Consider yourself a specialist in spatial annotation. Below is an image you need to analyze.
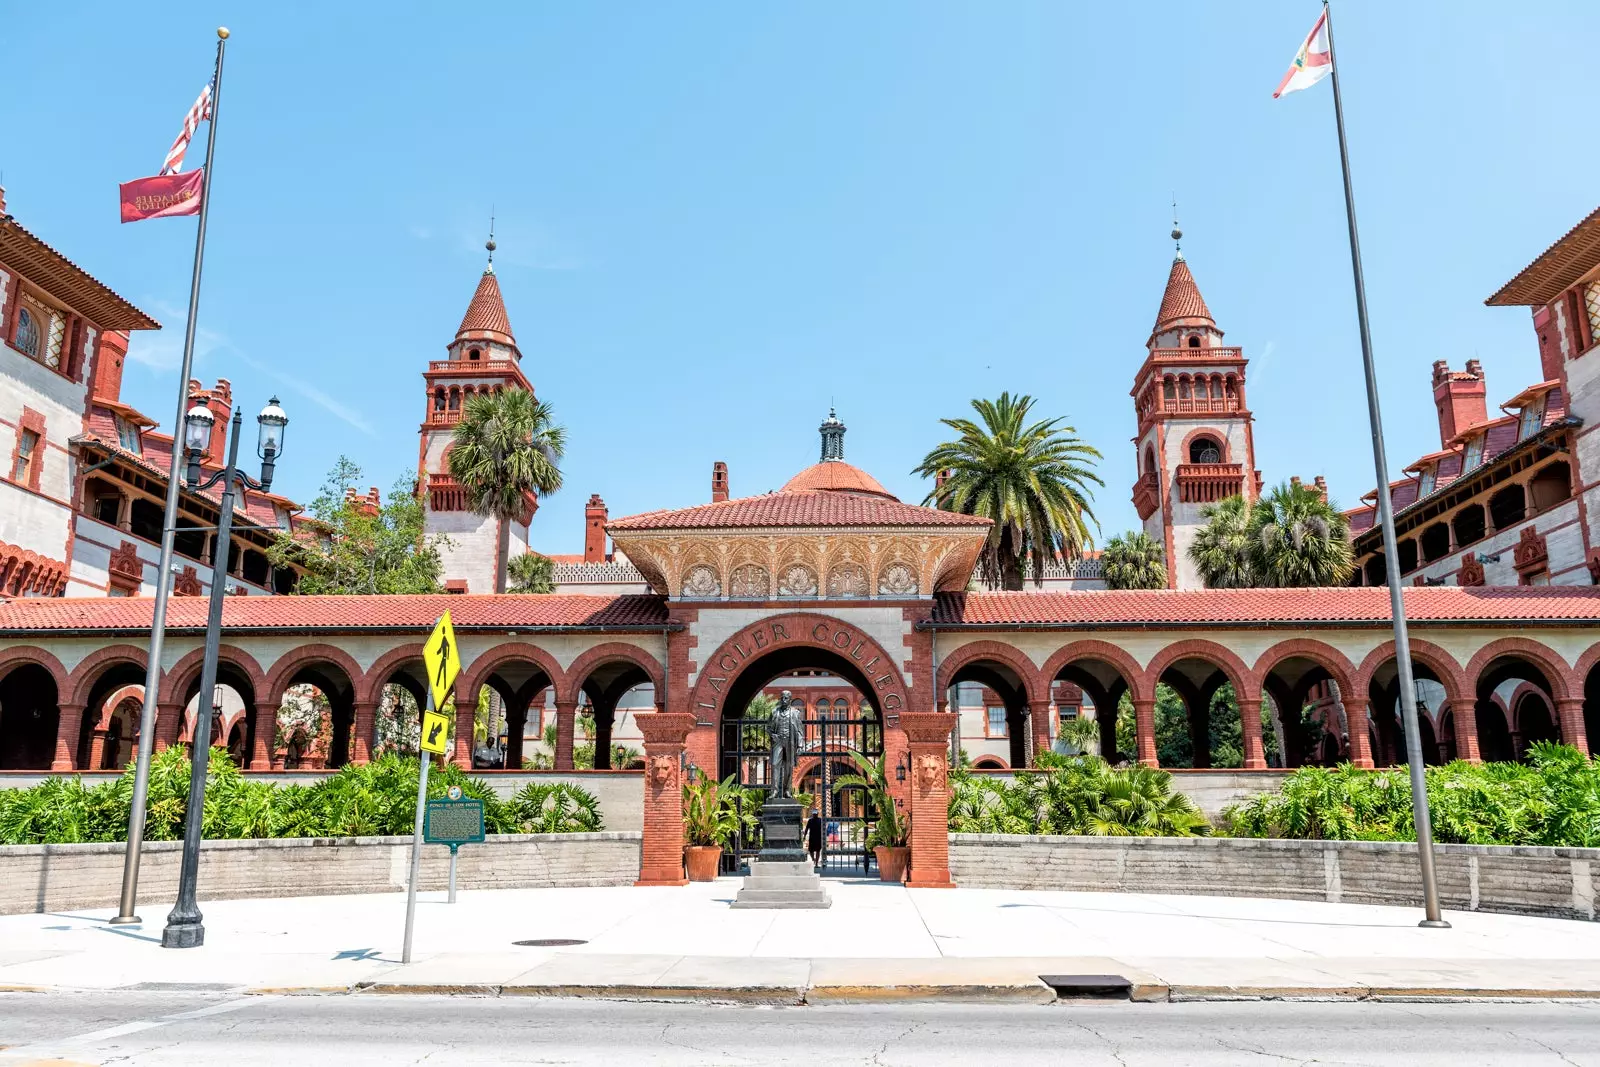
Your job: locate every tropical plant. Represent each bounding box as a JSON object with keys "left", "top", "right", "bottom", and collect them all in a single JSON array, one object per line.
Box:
[
  {"left": 266, "top": 457, "right": 447, "bottom": 595},
  {"left": 1188, "top": 495, "right": 1256, "bottom": 588},
  {"left": 835, "top": 750, "right": 909, "bottom": 848},
  {"left": 1100, "top": 531, "right": 1167, "bottom": 590},
  {"left": 448, "top": 388, "right": 566, "bottom": 593},
  {"left": 1058, "top": 714, "right": 1100, "bottom": 756},
  {"left": 1250, "top": 480, "right": 1354, "bottom": 587},
  {"left": 508, "top": 552, "right": 556, "bottom": 593},
  {"left": 682, "top": 773, "right": 759, "bottom": 848},
  {"left": 914, "top": 392, "right": 1103, "bottom": 589},
  {"left": 947, "top": 755, "right": 1208, "bottom": 838}
]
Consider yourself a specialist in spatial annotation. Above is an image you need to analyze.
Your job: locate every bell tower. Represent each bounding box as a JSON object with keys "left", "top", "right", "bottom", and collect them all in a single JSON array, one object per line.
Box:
[
  {"left": 1129, "top": 224, "right": 1260, "bottom": 589},
  {"left": 418, "top": 231, "right": 538, "bottom": 593}
]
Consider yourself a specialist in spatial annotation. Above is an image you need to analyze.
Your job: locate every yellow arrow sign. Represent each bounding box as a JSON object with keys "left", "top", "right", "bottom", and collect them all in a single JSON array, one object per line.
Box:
[
  {"left": 423, "top": 611, "right": 460, "bottom": 710},
  {"left": 419, "top": 710, "right": 451, "bottom": 755}
]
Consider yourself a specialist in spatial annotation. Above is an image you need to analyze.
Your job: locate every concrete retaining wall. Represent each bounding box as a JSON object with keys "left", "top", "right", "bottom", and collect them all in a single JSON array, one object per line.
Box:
[
  {"left": 0, "top": 832, "right": 642, "bottom": 916},
  {"left": 951, "top": 833, "right": 1600, "bottom": 922}
]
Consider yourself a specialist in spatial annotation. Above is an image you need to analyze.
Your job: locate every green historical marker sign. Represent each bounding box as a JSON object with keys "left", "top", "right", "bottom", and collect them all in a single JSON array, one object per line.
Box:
[{"left": 424, "top": 798, "right": 485, "bottom": 848}]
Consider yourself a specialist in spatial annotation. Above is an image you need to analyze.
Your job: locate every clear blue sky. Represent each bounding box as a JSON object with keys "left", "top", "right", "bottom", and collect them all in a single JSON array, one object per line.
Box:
[{"left": 7, "top": 3, "right": 1599, "bottom": 554}]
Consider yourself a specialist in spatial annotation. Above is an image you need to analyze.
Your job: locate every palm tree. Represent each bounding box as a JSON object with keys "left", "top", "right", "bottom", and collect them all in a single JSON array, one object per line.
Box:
[
  {"left": 1188, "top": 495, "right": 1256, "bottom": 588},
  {"left": 914, "top": 392, "right": 1103, "bottom": 590},
  {"left": 1250, "top": 480, "right": 1354, "bottom": 587},
  {"left": 1101, "top": 531, "right": 1167, "bottom": 590},
  {"left": 507, "top": 551, "right": 556, "bottom": 594},
  {"left": 448, "top": 389, "right": 565, "bottom": 593}
]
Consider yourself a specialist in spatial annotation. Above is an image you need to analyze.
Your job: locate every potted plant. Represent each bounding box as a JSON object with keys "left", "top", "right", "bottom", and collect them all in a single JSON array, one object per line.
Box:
[
  {"left": 682, "top": 773, "right": 757, "bottom": 881},
  {"left": 837, "top": 750, "right": 911, "bottom": 882}
]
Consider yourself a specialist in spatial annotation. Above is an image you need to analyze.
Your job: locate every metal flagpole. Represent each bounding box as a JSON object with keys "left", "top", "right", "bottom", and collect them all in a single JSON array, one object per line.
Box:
[
  {"left": 1322, "top": 0, "right": 1448, "bottom": 928},
  {"left": 113, "top": 26, "right": 231, "bottom": 927}
]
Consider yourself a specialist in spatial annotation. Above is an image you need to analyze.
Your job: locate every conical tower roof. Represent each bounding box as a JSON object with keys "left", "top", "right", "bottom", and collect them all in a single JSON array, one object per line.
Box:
[
  {"left": 455, "top": 268, "right": 518, "bottom": 351},
  {"left": 1151, "top": 254, "right": 1215, "bottom": 336}
]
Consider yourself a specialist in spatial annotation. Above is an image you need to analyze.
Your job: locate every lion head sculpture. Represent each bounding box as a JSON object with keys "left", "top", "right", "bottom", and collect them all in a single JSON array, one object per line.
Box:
[
  {"left": 915, "top": 753, "right": 943, "bottom": 790},
  {"left": 649, "top": 754, "right": 677, "bottom": 788}
]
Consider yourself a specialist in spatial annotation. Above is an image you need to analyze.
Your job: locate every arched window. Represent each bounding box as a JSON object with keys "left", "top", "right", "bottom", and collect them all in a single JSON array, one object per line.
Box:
[
  {"left": 1194, "top": 377, "right": 1209, "bottom": 400},
  {"left": 1143, "top": 446, "right": 1156, "bottom": 474},
  {"left": 15, "top": 308, "right": 39, "bottom": 357},
  {"left": 433, "top": 388, "right": 446, "bottom": 411},
  {"left": 1189, "top": 436, "right": 1222, "bottom": 464},
  {"left": 1187, "top": 334, "right": 1201, "bottom": 349},
  {"left": 448, "top": 389, "right": 461, "bottom": 412},
  {"left": 468, "top": 348, "right": 481, "bottom": 361},
  {"left": 1163, "top": 378, "right": 1177, "bottom": 402}
]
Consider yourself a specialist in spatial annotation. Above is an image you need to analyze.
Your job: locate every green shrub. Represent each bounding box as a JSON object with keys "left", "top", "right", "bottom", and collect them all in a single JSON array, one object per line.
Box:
[
  {"left": 0, "top": 747, "right": 604, "bottom": 845},
  {"left": 1221, "top": 742, "right": 1600, "bottom": 847},
  {"left": 948, "top": 755, "right": 1208, "bottom": 837}
]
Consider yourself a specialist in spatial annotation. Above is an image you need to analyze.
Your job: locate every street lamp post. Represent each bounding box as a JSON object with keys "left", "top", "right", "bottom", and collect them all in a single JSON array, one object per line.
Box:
[{"left": 162, "top": 395, "right": 287, "bottom": 950}]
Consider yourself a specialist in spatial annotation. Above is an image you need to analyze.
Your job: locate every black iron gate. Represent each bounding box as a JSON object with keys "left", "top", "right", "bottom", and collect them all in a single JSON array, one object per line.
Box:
[{"left": 719, "top": 701, "right": 883, "bottom": 875}]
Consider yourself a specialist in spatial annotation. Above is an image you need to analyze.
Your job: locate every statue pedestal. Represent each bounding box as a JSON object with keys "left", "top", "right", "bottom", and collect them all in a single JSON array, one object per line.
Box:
[{"left": 731, "top": 798, "right": 830, "bottom": 910}]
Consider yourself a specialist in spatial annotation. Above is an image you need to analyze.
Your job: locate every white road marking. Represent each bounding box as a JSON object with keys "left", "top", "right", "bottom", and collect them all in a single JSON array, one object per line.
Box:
[{"left": 0, "top": 996, "right": 260, "bottom": 1062}]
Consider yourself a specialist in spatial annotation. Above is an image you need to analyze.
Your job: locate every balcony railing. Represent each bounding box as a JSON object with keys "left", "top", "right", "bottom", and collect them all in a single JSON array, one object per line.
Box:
[
  {"left": 1149, "top": 346, "right": 1243, "bottom": 362},
  {"left": 427, "top": 359, "right": 520, "bottom": 374},
  {"left": 1131, "top": 471, "right": 1161, "bottom": 520},
  {"left": 1174, "top": 462, "right": 1245, "bottom": 504},
  {"left": 1160, "top": 396, "right": 1243, "bottom": 415},
  {"left": 428, "top": 472, "right": 468, "bottom": 512}
]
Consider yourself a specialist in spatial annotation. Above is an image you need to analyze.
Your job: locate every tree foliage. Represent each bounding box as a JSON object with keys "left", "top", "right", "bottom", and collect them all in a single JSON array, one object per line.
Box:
[
  {"left": 508, "top": 552, "right": 556, "bottom": 593},
  {"left": 267, "top": 456, "right": 446, "bottom": 595},
  {"left": 448, "top": 389, "right": 566, "bottom": 593},
  {"left": 948, "top": 754, "right": 1208, "bottom": 837},
  {"left": 915, "top": 392, "right": 1102, "bottom": 590},
  {"left": 1101, "top": 530, "right": 1167, "bottom": 590},
  {"left": 1188, "top": 482, "right": 1353, "bottom": 588}
]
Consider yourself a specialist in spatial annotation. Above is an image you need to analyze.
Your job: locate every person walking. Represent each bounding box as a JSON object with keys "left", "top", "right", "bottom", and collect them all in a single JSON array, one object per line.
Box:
[{"left": 805, "top": 807, "right": 823, "bottom": 870}]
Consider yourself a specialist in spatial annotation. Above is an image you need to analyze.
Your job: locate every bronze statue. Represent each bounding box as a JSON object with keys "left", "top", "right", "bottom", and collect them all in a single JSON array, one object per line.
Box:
[{"left": 768, "top": 689, "right": 803, "bottom": 800}]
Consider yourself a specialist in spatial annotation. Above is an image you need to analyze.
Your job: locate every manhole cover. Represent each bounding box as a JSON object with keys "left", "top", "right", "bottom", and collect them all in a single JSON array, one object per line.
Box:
[{"left": 513, "top": 938, "right": 588, "bottom": 947}]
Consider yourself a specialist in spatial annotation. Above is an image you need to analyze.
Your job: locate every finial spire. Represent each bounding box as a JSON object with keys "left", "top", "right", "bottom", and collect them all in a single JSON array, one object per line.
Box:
[
  {"left": 485, "top": 210, "right": 496, "bottom": 273},
  {"left": 1170, "top": 197, "right": 1183, "bottom": 261},
  {"left": 819, "top": 407, "right": 847, "bottom": 462}
]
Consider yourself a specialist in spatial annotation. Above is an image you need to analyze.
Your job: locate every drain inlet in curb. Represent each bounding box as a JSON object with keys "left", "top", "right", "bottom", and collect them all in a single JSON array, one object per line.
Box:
[
  {"left": 513, "top": 939, "right": 589, "bottom": 947},
  {"left": 1040, "top": 974, "right": 1132, "bottom": 1000}
]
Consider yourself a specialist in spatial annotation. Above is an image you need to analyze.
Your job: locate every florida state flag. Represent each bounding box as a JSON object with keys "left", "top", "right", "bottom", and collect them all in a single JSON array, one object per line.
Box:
[{"left": 119, "top": 170, "right": 204, "bottom": 223}]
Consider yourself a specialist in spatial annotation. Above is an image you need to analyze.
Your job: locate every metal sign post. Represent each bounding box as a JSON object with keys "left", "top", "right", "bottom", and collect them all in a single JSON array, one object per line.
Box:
[
  {"left": 425, "top": 786, "right": 484, "bottom": 906},
  {"left": 403, "top": 613, "right": 461, "bottom": 964}
]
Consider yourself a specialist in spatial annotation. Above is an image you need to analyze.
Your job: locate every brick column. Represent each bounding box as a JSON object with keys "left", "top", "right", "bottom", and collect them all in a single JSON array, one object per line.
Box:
[
  {"left": 1447, "top": 699, "right": 1480, "bottom": 763},
  {"left": 154, "top": 701, "right": 184, "bottom": 753},
  {"left": 1343, "top": 698, "right": 1375, "bottom": 768},
  {"left": 1237, "top": 697, "right": 1266, "bottom": 770},
  {"left": 635, "top": 711, "right": 696, "bottom": 886},
  {"left": 452, "top": 690, "right": 474, "bottom": 768},
  {"left": 249, "top": 701, "right": 279, "bottom": 770},
  {"left": 1557, "top": 698, "right": 1589, "bottom": 755},
  {"left": 554, "top": 700, "right": 578, "bottom": 770},
  {"left": 1134, "top": 699, "right": 1158, "bottom": 766},
  {"left": 900, "top": 712, "right": 955, "bottom": 888},
  {"left": 1030, "top": 702, "right": 1051, "bottom": 766},
  {"left": 350, "top": 700, "right": 378, "bottom": 765},
  {"left": 51, "top": 702, "right": 86, "bottom": 771}
]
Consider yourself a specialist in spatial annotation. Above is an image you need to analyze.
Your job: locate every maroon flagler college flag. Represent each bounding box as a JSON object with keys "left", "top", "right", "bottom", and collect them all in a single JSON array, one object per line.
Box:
[{"left": 119, "top": 170, "right": 204, "bottom": 223}]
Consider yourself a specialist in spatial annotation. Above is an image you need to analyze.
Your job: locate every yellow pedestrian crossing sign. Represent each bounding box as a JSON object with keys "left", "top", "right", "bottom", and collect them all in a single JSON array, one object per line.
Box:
[
  {"left": 419, "top": 710, "right": 451, "bottom": 755},
  {"left": 423, "top": 611, "right": 460, "bottom": 710}
]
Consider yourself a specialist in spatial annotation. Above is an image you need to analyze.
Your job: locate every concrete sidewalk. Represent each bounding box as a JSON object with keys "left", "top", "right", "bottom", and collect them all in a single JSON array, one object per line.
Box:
[{"left": 4, "top": 879, "right": 1600, "bottom": 1003}]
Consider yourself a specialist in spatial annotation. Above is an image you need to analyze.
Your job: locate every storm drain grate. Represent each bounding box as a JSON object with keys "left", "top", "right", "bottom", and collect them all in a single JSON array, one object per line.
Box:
[
  {"left": 513, "top": 939, "right": 588, "bottom": 947},
  {"left": 1039, "top": 974, "right": 1132, "bottom": 1000}
]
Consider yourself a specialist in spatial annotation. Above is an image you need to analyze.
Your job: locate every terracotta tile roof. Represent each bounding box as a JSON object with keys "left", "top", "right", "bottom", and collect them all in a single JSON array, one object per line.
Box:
[
  {"left": 0, "top": 593, "right": 669, "bottom": 633},
  {"left": 456, "top": 269, "right": 516, "bottom": 345},
  {"left": 780, "top": 461, "right": 893, "bottom": 497},
  {"left": 1486, "top": 205, "right": 1600, "bottom": 307},
  {"left": 930, "top": 587, "right": 1600, "bottom": 627},
  {"left": 0, "top": 216, "right": 160, "bottom": 331},
  {"left": 1152, "top": 256, "right": 1214, "bottom": 334},
  {"left": 608, "top": 490, "right": 991, "bottom": 531}
]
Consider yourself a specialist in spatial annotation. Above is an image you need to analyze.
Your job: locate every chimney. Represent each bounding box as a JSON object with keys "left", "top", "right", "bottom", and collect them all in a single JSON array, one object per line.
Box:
[
  {"left": 934, "top": 468, "right": 952, "bottom": 504},
  {"left": 711, "top": 461, "right": 728, "bottom": 503},
  {"left": 188, "top": 378, "right": 234, "bottom": 468},
  {"left": 1313, "top": 475, "right": 1328, "bottom": 501},
  {"left": 1432, "top": 361, "right": 1487, "bottom": 448},
  {"left": 584, "top": 494, "right": 608, "bottom": 563},
  {"left": 346, "top": 487, "right": 380, "bottom": 518},
  {"left": 92, "top": 331, "right": 130, "bottom": 404}
]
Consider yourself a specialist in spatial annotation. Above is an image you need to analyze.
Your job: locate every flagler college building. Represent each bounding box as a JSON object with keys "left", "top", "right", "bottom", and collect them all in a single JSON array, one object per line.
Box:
[{"left": 7, "top": 195, "right": 1600, "bottom": 884}]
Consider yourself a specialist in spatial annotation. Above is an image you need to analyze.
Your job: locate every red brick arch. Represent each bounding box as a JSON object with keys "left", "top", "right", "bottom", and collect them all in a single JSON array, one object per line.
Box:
[
  {"left": 1572, "top": 642, "right": 1600, "bottom": 695},
  {"left": 66, "top": 644, "right": 149, "bottom": 708},
  {"left": 1353, "top": 637, "right": 1470, "bottom": 704},
  {"left": 935, "top": 639, "right": 1041, "bottom": 704},
  {"left": 1178, "top": 425, "right": 1233, "bottom": 464},
  {"left": 263, "top": 643, "right": 364, "bottom": 701},
  {"left": 1463, "top": 636, "right": 1575, "bottom": 702},
  {"left": 459, "top": 642, "right": 567, "bottom": 705},
  {"left": 0, "top": 645, "right": 70, "bottom": 696},
  {"left": 688, "top": 612, "right": 910, "bottom": 725},
  {"left": 158, "top": 644, "right": 268, "bottom": 706},
  {"left": 1251, "top": 638, "right": 1357, "bottom": 695},
  {"left": 560, "top": 641, "right": 664, "bottom": 705},
  {"left": 359, "top": 643, "right": 430, "bottom": 705},
  {"left": 1143, "top": 638, "right": 1252, "bottom": 698},
  {"left": 1039, "top": 639, "right": 1150, "bottom": 703}
]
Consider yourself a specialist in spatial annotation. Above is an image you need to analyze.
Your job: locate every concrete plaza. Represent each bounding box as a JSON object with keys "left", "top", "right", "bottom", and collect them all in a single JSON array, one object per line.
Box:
[{"left": 4, "top": 879, "right": 1600, "bottom": 1001}]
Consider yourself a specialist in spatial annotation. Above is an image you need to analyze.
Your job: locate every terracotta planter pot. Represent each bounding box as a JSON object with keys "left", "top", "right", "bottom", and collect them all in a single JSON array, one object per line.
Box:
[
  {"left": 684, "top": 844, "right": 723, "bottom": 882},
  {"left": 874, "top": 845, "right": 910, "bottom": 883}
]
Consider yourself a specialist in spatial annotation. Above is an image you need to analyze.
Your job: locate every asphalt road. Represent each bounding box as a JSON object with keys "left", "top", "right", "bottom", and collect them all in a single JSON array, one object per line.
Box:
[{"left": 3, "top": 992, "right": 1600, "bottom": 1065}]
